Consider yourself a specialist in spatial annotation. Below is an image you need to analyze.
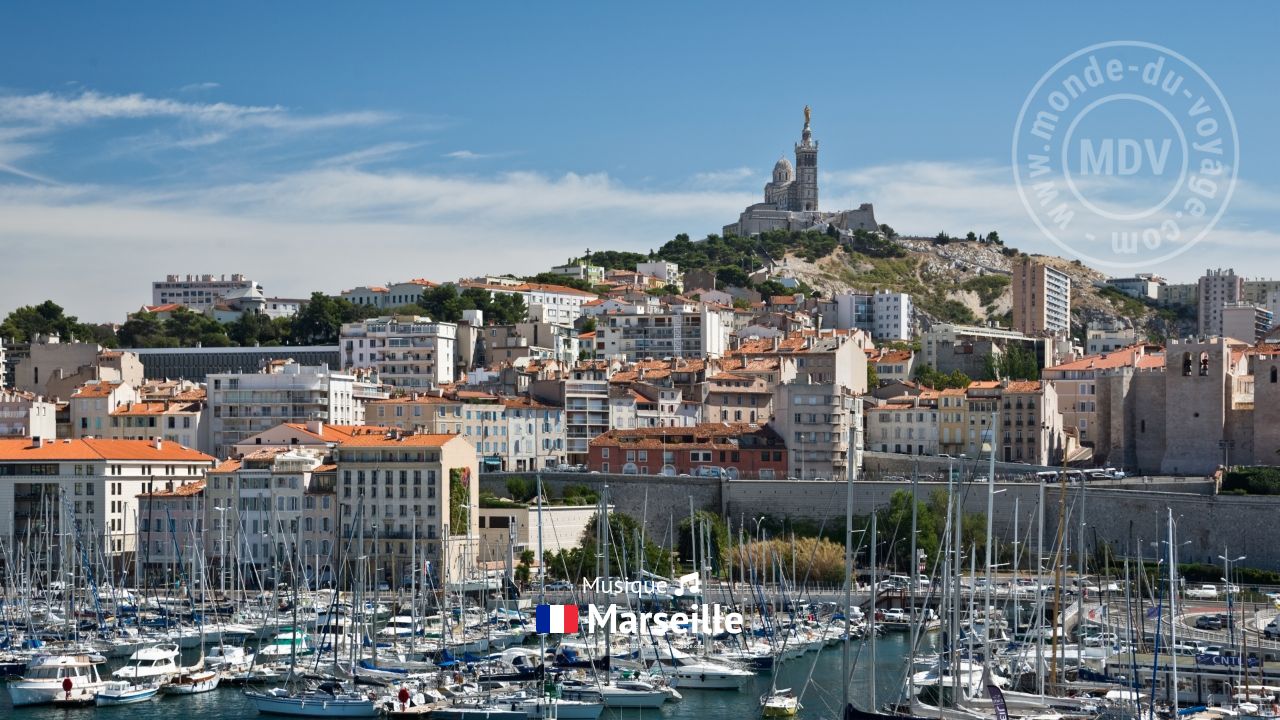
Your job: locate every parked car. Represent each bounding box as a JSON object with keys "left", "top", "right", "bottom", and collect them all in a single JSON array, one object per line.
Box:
[
  {"left": 1186, "top": 584, "right": 1220, "bottom": 599},
  {"left": 1263, "top": 618, "right": 1280, "bottom": 639},
  {"left": 1195, "top": 615, "right": 1224, "bottom": 630},
  {"left": 543, "top": 580, "right": 573, "bottom": 591}
]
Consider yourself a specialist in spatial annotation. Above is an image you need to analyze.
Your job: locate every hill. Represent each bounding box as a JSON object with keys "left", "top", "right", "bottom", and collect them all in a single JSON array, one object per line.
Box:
[{"left": 619, "top": 229, "right": 1196, "bottom": 343}]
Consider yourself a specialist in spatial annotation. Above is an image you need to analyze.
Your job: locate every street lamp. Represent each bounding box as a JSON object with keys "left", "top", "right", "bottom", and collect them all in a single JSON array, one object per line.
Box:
[{"left": 1218, "top": 552, "right": 1246, "bottom": 646}]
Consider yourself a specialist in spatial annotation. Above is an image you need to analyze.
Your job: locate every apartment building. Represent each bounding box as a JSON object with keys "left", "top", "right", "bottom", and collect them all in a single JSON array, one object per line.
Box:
[
  {"left": 16, "top": 342, "right": 144, "bottom": 400},
  {"left": 530, "top": 364, "right": 611, "bottom": 465},
  {"left": 340, "top": 315, "right": 457, "bottom": 389},
  {"left": 770, "top": 380, "right": 862, "bottom": 481},
  {"left": 458, "top": 321, "right": 579, "bottom": 370},
  {"left": 867, "top": 394, "right": 939, "bottom": 456},
  {"left": 135, "top": 479, "right": 206, "bottom": 583},
  {"left": 0, "top": 389, "right": 56, "bottom": 438},
  {"left": 1012, "top": 257, "right": 1071, "bottom": 336},
  {"left": 334, "top": 431, "right": 478, "bottom": 587},
  {"left": 0, "top": 438, "right": 214, "bottom": 574},
  {"left": 587, "top": 423, "right": 787, "bottom": 479},
  {"left": 152, "top": 273, "right": 258, "bottom": 311},
  {"left": 339, "top": 279, "right": 438, "bottom": 309},
  {"left": 703, "top": 372, "right": 773, "bottom": 424},
  {"left": 366, "top": 392, "right": 566, "bottom": 471},
  {"left": 997, "top": 380, "right": 1063, "bottom": 465},
  {"left": 734, "top": 331, "right": 869, "bottom": 394},
  {"left": 204, "top": 448, "right": 331, "bottom": 588},
  {"left": 595, "top": 302, "right": 731, "bottom": 361},
  {"left": 1221, "top": 302, "right": 1273, "bottom": 343},
  {"left": 1198, "top": 268, "right": 1244, "bottom": 337},
  {"left": 208, "top": 362, "right": 365, "bottom": 458}
]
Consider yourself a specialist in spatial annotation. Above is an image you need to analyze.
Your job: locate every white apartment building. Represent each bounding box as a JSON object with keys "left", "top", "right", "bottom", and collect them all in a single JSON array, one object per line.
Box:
[
  {"left": 530, "top": 365, "right": 611, "bottom": 464},
  {"left": 0, "top": 389, "right": 56, "bottom": 439},
  {"left": 340, "top": 316, "right": 457, "bottom": 389},
  {"left": 635, "top": 261, "right": 681, "bottom": 288},
  {"left": 1085, "top": 322, "right": 1138, "bottom": 355},
  {"left": 0, "top": 438, "right": 214, "bottom": 571},
  {"left": 548, "top": 262, "right": 605, "bottom": 286},
  {"left": 595, "top": 303, "right": 730, "bottom": 361},
  {"left": 366, "top": 393, "right": 567, "bottom": 472},
  {"left": 339, "top": 279, "right": 438, "bottom": 309},
  {"left": 871, "top": 290, "right": 913, "bottom": 341},
  {"left": 152, "top": 274, "right": 259, "bottom": 311},
  {"left": 208, "top": 362, "right": 363, "bottom": 458}
]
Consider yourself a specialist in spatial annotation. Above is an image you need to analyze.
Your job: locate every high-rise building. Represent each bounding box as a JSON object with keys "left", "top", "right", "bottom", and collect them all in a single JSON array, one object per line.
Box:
[
  {"left": 208, "top": 362, "right": 364, "bottom": 458},
  {"left": 152, "top": 274, "right": 259, "bottom": 311},
  {"left": 1012, "top": 257, "right": 1071, "bottom": 336},
  {"left": 1197, "top": 268, "right": 1244, "bottom": 337},
  {"left": 340, "top": 316, "right": 458, "bottom": 389}
]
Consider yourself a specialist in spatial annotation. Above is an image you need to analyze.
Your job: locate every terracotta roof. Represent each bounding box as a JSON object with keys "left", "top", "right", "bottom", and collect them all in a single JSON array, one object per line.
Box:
[
  {"left": 770, "top": 295, "right": 799, "bottom": 305},
  {"left": 142, "top": 303, "right": 183, "bottom": 313},
  {"left": 875, "top": 350, "right": 913, "bottom": 364},
  {"left": 401, "top": 278, "right": 437, "bottom": 287},
  {"left": 210, "top": 459, "right": 243, "bottom": 473},
  {"left": 280, "top": 423, "right": 396, "bottom": 442},
  {"left": 1004, "top": 380, "right": 1043, "bottom": 393},
  {"left": 967, "top": 381, "right": 1001, "bottom": 389},
  {"left": 1044, "top": 344, "right": 1166, "bottom": 373},
  {"left": 72, "top": 382, "right": 122, "bottom": 399},
  {"left": 139, "top": 479, "right": 206, "bottom": 498},
  {"left": 337, "top": 432, "right": 458, "bottom": 448},
  {"left": 590, "top": 423, "right": 781, "bottom": 450},
  {"left": 111, "top": 401, "right": 200, "bottom": 416},
  {"left": 313, "top": 463, "right": 337, "bottom": 473},
  {"left": 0, "top": 438, "right": 213, "bottom": 462}
]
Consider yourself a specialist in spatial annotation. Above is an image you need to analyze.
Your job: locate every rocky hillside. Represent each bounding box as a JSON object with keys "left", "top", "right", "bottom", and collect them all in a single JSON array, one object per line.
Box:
[{"left": 770, "top": 235, "right": 1194, "bottom": 341}]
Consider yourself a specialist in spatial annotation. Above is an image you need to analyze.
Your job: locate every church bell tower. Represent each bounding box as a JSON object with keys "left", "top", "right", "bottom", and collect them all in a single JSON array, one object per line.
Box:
[{"left": 793, "top": 105, "right": 818, "bottom": 212}]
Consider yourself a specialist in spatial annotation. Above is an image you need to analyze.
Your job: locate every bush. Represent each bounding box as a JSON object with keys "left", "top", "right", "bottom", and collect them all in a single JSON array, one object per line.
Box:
[{"left": 1221, "top": 467, "right": 1280, "bottom": 495}]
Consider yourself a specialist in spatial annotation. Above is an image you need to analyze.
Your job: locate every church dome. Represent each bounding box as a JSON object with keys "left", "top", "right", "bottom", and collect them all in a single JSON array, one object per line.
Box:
[{"left": 772, "top": 156, "right": 794, "bottom": 182}]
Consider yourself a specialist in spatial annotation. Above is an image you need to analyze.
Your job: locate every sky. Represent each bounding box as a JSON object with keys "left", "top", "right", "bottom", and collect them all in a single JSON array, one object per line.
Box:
[{"left": 1, "top": 2, "right": 1278, "bottom": 322}]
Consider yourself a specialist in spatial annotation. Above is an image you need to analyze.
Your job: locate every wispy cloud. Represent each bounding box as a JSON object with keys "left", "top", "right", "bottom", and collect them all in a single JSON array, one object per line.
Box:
[
  {"left": 179, "top": 82, "right": 221, "bottom": 92},
  {"left": 688, "top": 167, "right": 758, "bottom": 190},
  {"left": 318, "top": 142, "right": 425, "bottom": 168},
  {"left": 443, "top": 149, "right": 507, "bottom": 160}
]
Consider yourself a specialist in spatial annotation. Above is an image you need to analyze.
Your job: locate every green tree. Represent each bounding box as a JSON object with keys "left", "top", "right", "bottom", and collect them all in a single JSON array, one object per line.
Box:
[
  {"left": 505, "top": 476, "right": 536, "bottom": 502},
  {"left": 542, "top": 511, "right": 671, "bottom": 582},
  {"left": 912, "top": 363, "right": 972, "bottom": 390},
  {"left": 291, "top": 292, "right": 349, "bottom": 344},
  {"left": 163, "top": 308, "right": 229, "bottom": 346},
  {"left": 980, "top": 344, "right": 1040, "bottom": 381},
  {"left": 0, "top": 300, "right": 98, "bottom": 343},
  {"left": 118, "top": 312, "right": 166, "bottom": 347},
  {"left": 867, "top": 363, "right": 880, "bottom": 389},
  {"left": 678, "top": 511, "right": 730, "bottom": 576},
  {"left": 875, "top": 490, "right": 942, "bottom": 572}
]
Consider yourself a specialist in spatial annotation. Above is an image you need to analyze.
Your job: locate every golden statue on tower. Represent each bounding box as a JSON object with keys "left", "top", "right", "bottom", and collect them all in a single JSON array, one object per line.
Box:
[{"left": 804, "top": 104, "right": 811, "bottom": 125}]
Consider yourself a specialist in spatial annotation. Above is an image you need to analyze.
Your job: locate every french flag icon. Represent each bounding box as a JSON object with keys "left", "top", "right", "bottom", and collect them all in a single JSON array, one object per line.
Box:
[{"left": 535, "top": 604, "right": 579, "bottom": 634}]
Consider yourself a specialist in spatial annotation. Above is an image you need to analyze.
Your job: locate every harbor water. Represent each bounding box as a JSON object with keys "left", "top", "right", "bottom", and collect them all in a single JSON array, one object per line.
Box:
[{"left": 1, "top": 632, "right": 928, "bottom": 720}]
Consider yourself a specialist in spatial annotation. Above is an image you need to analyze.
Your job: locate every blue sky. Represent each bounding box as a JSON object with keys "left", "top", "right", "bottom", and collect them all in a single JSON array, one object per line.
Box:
[{"left": 1, "top": 2, "right": 1278, "bottom": 321}]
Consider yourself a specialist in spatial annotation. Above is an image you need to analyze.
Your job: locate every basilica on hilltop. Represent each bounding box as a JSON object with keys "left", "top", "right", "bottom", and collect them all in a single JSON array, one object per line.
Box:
[{"left": 723, "top": 106, "right": 879, "bottom": 238}]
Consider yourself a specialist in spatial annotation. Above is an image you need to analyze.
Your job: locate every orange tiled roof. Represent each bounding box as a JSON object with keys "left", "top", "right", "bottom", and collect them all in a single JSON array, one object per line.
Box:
[
  {"left": 279, "top": 423, "right": 397, "bottom": 442},
  {"left": 0, "top": 438, "right": 213, "bottom": 462},
  {"left": 142, "top": 303, "right": 183, "bottom": 313},
  {"left": 139, "top": 479, "right": 206, "bottom": 497},
  {"left": 337, "top": 432, "right": 457, "bottom": 448},
  {"left": 72, "top": 382, "right": 122, "bottom": 399},
  {"left": 1004, "top": 380, "right": 1043, "bottom": 393},
  {"left": 1045, "top": 344, "right": 1165, "bottom": 373},
  {"left": 210, "top": 458, "right": 243, "bottom": 473},
  {"left": 111, "top": 401, "right": 200, "bottom": 416},
  {"left": 876, "top": 350, "right": 913, "bottom": 364}
]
